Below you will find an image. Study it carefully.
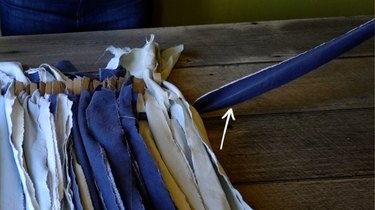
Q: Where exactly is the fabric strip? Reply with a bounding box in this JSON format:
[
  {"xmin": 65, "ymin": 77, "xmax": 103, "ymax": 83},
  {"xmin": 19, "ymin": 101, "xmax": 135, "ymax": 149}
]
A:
[{"xmin": 194, "ymin": 19, "xmax": 375, "ymax": 113}]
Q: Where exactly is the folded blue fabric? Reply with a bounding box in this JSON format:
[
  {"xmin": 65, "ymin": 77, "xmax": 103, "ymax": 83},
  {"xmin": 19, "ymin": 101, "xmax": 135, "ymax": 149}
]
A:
[
  {"xmin": 87, "ymin": 88, "xmax": 145, "ymax": 210},
  {"xmin": 194, "ymin": 19, "xmax": 375, "ymax": 113},
  {"xmin": 78, "ymin": 90, "xmax": 123, "ymax": 210}
]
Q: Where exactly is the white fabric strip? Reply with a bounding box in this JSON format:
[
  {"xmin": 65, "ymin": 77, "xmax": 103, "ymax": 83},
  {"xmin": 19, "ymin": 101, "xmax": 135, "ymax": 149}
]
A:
[
  {"xmin": 21, "ymin": 90, "xmax": 52, "ymax": 210},
  {"xmin": 0, "ymin": 89, "xmax": 25, "ymax": 210},
  {"xmin": 189, "ymin": 106, "xmax": 252, "ymax": 210},
  {"xmin": 53, "ymin": 93, "xmax": 74, "ymax": 206},
  {"xmin": 171, "ymin": 94, "xmax": 231, "ymax": 210},
  {"xmin": 8, "ymin": 88, "xmax": 40, "ymax": 210},
  {"xmin": 0, "ymin": 62, "xmax": 29, "ymax": 84},
  {"xmin": 144, "ymin": 91, "xmax": 206, "ymax": 209},
  {"xmin": 137, "ymin": 94, "xmax": 192, "ymax": 210}
]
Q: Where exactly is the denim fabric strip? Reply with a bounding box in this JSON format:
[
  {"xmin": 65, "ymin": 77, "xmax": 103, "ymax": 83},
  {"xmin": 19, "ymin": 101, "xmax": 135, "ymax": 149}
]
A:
[
  {"xmin": 86, "ymin": 88, "xmax": 144, "ymax": 210},
  {"xmin": 25, "ymin": 66, "xmax": 57, "ymax": 83},
  {"xmin": 49, "ymin": 94, "xmax": 58, "ymax": 115},
  {"xmin": 63, "ymin": 139, "xmax": 75, "ymax": 210},
  {"xmin": 99, "ymin": 68, "xmax": 126, "ymax": 82},
  {"xmin": 54, "ymin": 60, "xmax": 87, "ymax": 79},
  {"xmin": 68, "ymin": 145, "xmax": 84, "ymax": 210},
  {"xmin": 54, "ymin": 60, "xmax": 80, "ymax": 73},
  {"xmin": 26, "ymin": 70, "xmax": 41, "ymax": 82},
  {"xmin": 78, "ymin": 90, "xmax": 123, "ymax": 210},
  {"xmin": 68, "ymin": 94, "xmax": 102, "ymax": 210},
  {"xmin": 118, "ymin": 85, "xmax": 175, "ymax": 210},
  {"xmin": 130, "ymin": 151, "xmax": 152, "ymax": 210},
  {"xmin": 0, "ymin": 94, "xmax": 25, "ymax": 210},
  {"xmin": 194, "ymin": 19, "xmax": 375, "ymax": 113},
  {"xmin": 0, "ymin": 0, "xmax": 150, "ymax": 36}
]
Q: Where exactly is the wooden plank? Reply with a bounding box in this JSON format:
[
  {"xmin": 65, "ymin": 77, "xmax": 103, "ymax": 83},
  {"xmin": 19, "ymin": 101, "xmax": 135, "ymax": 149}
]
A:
[
  {"xmin": 168, "ymin": 56, "xmax": 374, "ymax": 116},
  {"xmin": 204, "ymin": 108, "xmax": 374, "ymax": 183},
  {"xmin": 0, "ymin": 16, "xmax": 372, "ymax": 71},
  {"xmin": 235, "ymin": 177, "xmax": 374, "ymax": 209}
]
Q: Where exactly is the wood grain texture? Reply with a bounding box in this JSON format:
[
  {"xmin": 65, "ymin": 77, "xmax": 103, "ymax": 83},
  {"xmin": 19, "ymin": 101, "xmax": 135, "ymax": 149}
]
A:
[
  {"xmin": 205, "ymin": 108, "xmax": 374, "ymax": 183},
  {"xmin": 0, "ymin": 16, "xmax": 373, "ymax": 209},
  {"xmin": 235, "ymin": 177, "xmax": 374, "ymax": 210},
  {"xmin": 0, "ymin": 16, "xmax": 373, "ymax": 71}
]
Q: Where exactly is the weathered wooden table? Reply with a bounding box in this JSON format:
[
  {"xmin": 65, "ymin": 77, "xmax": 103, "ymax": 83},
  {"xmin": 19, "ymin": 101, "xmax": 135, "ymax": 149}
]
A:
[{"xmin": 1, "ymin": 16, "xmax": 373, "ymax": 209}]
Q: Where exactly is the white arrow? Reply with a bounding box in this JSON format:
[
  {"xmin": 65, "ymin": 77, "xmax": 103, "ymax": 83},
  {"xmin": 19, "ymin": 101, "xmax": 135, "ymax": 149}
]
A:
[{"xmin": 220, "ymin": 108, "xmax": 235, "ymax": 150}]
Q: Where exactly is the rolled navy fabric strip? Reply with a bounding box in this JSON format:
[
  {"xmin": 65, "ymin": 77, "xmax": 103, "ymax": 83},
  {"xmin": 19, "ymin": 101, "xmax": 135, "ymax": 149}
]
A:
[{"xmin": 194, "ymin": 19, "xmax": 374, "ymax": 113}]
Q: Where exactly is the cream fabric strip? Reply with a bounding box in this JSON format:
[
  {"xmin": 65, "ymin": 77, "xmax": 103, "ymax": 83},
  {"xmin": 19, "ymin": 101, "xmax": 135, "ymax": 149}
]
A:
[
  {"xmin": 167, "ymin": 86, "xmax": 231, "ymax": 210},
  {"xmin": 9, "ymin": 90, "xmax": 40, "ymax": 210},
  {"xmin": 72, "ymin": 150, "xmax": 94, "ymax": 210},
  {"xmin": 137, "ymin": 94, "xmax": 192, "ymax": 210},
  {"xmin": 0, "ymin": 87, "xmax": 25, "ymax": 210},
  {"xmin": 189, "ymin": 106, "xmax": 252, "ymax": 210},
  {"xmin": 21, "ymin": 90, "xmax": 52, "ymax": 210},
  {"xmin": 145, "ymin": 91, "xmax": 206, "ymax": 209}
]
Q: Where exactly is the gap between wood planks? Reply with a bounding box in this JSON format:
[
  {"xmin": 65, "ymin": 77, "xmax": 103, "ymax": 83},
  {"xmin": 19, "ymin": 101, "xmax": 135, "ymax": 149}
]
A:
[{"xmin": 231, "ymin": 174, "xmax": 374, "ymax": 186}]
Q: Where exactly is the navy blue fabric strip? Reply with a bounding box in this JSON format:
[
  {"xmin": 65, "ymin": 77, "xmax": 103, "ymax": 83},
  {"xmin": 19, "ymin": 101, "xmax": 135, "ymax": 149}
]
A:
[
  {"xmin": 99, "ymin": 68, "xmax": 126, "ymax": 82},
  {"xmin": 55, "ymin": 60, "xmax": 81, "ymax": 73},
  {"xmin": 68, "ymin": 144, "xmax": 84, "ymax": 210},
  {"xmin": 69, "ymin": 94, "xmax": 103, "ymax": 210},
  {"xmin": 77, "ymin": 90, "xmax": 121, "ymax": 210},
  {"xmin": 86, "ymin": 89, "xmax": 145, "ymax": 210},
  {"xmin": 194, "ymin": 19, "xmax": 374, "ymax": 113}
]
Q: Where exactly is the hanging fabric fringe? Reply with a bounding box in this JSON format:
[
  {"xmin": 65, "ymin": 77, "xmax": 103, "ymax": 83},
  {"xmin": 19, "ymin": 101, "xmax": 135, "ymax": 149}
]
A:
[{"xmin": 0, "ymin": 19, "xmax": 373, "ymax": 210}]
